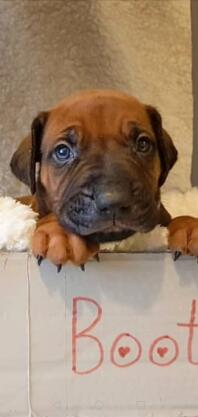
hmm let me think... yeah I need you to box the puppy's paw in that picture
[31,214,99,271]
[168,216,198,259]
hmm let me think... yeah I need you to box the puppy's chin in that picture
[85,220,157,244]
[86,230,136,244]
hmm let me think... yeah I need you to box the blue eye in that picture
[136,135,153,154]
[53,144,73,163]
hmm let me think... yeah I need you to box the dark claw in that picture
[94,253,100,262]
[37,255,43,266]
[57,264,62,273]
[80,264,85,271]
[174,251,182,261]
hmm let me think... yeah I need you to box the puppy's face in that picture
[11,90,178,243]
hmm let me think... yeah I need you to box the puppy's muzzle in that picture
[59,180,159,243]
[68,182,142,223]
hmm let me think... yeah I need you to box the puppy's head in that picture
[10,90,177,243]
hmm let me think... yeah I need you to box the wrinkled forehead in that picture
[42,93,154,146]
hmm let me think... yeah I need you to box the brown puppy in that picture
[10,90,177,268]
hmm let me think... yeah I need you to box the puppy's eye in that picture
[136,135,153,153]
[53,144,73,163]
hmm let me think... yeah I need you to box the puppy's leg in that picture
[188,225,198,256]
[31,214,99,271]
[168,216,198,259]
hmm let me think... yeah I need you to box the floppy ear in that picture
[146,105,178,186]
[30,111,48,194]
[10,111,48,194]
[10,135,32,187]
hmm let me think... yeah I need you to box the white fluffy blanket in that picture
[1,188,198,252]
[0,197,37,251]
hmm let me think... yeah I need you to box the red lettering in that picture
[149,335,179,366]
[110,333,142,367]
[177,299,198,365]
[72,297,104,375]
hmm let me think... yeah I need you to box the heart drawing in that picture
[157,347,168,358]
[118,346,131,358]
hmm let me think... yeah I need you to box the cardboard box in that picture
[0,252,198,417]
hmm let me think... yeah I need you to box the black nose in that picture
[96,190,131,217]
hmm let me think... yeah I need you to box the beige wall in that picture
[0,0,192,196]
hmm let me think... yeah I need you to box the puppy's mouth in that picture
[58,192,159,243]
[60,214,138,243]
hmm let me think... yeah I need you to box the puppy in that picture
[10,90,177,268]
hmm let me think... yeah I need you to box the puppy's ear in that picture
[30,111,48,194]
[146,105,178,186]
[10,112,48,194]
[10,135,32,187]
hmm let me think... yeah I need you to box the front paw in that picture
[168,216,198,259]
[31,214,99,271]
